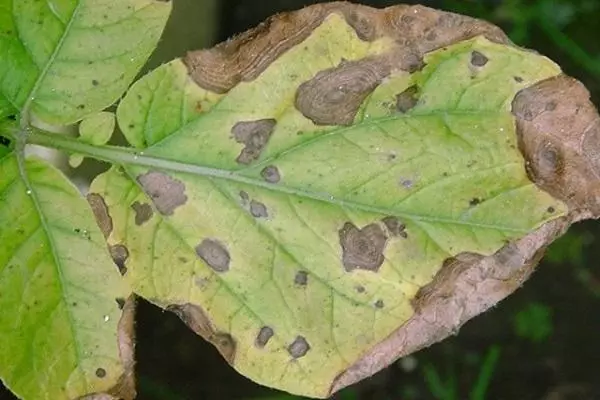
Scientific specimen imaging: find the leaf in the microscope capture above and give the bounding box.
[87,3,600,399]
[0,150,132,399]
[79,111,116,146]
[0,0,171,125]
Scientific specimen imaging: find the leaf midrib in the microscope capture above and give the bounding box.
[26,127,531,234]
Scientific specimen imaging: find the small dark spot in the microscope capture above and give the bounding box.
[178,256,188,263]
[137,171,188,215]
[249,200,268,218]
[130,201,153,225]
[115,298,126,309]
[545,101,557,111]
[87,193,113,239]
[339,222,387,272]
[109,244,129,275]
[374,299,384,309]
[514,76,524,83]
[77,104,85,110]
[400,179,414,188]
[7,115,16,121]
[294,271,308,286]
[231,119,276,165]
[128,124,135,129]
[239,191,249,204]
[387,153,397,161]
[382,216,407,238]
[255,326,274,348]
[470,51,489,67]
[287,336,310,359]
[547,206,555,213]
[426,31,437,41]
[395,85,419,113]
[195,239,230,273]
[91,79,99,86]
[355,285,365,293]
[0,136,10,147]
[95,368,106,378]
[469,197,482,206]
[261,165,281,183]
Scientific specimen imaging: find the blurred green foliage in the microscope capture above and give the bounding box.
[512,303,554,343]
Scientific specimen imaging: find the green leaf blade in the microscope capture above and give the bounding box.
[0,0,171,124]
[0,153,130,399]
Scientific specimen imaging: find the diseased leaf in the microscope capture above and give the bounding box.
[88,3,600,399]
[0,0,171,125]
[0,151,132,399]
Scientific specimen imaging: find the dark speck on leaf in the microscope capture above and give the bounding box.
[115,298,126,309]
[91,79,99,86]
[0,136,10,147]
[294,271,308,286]
[77,104,85,110]
[288,336,310,359]
[547,206,555,213]
[95,368,106,378]
[470,51,489,67]
[375,300,384,309]
[256,326,274,348]
[469,198,482,206]
[514,76,524,83]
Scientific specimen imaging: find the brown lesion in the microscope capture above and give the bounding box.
[137,171,188,216]
[130,201,153,226]
[512,74,600,216]
[182,3,508,95]
[338,222,388,272]
[167,303,237,364]
[87,193,113,239]
[295,58,391,126]
[232,119,276,165]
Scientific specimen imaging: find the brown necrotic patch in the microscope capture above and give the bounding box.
[137,171,187,216]
[294,270,308,286]
[470,50,489,67]
[382,216,407,238]
[339,222,388,272]
[261,165,281,183]
[232,119,276,165]
[288,336,310,359]
[250,200,268,218]
[395,85,419,113]
[109,244,129,275]
[295,58,391,126]
[256,326,274,348]
[95,368,106,378]
[195,239,231,272]
[167,303,237,364]
[87,193,112,239]
[130,201,153,226]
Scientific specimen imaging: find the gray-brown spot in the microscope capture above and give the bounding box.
[395,85,419,113]
[382,217,407,238]
[87,193,112,239]
[295,58,390,126]
[167,303,237,364]
[355,285,365,293]
[470,51,488,67]
[339,222,387,272]
[374,299,384,309]
[288,336,310,359]
[130,201,153,226]
[250,200,268,218]
[256,326,274,348]
[239,190,249,204]
[195,239,230,272]
[95,368,106,378]
[137,171,187,215]
[109,244,129,275]
[261,165,281,183]
[294,270,308,286]
[232,119,276,164]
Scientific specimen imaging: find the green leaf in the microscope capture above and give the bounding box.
[0,0,171,125]
[0,151,130,399]
[90,10,567,396]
